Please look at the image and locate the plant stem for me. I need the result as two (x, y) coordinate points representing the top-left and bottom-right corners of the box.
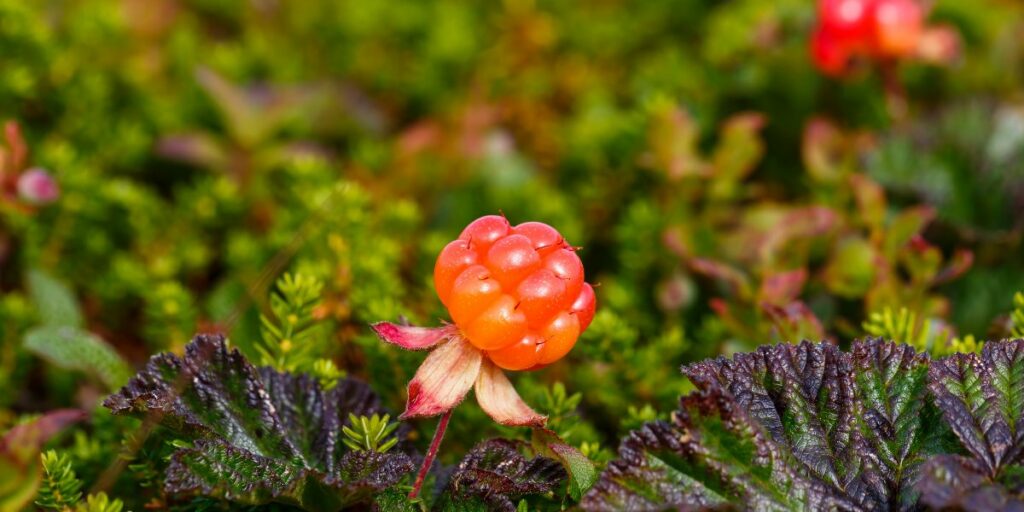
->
(408, 409), (452, 499)
(880, 61), (908, 126)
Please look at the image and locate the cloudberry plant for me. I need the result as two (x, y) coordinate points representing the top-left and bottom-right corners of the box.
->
(434, 215), (596, 370)
(373, 214), (597, 499)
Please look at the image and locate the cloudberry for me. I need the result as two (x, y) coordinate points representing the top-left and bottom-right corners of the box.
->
(434, 215), (596, 370)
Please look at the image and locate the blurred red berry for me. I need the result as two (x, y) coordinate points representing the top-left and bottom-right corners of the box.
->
(811, 27), (851, 76)
(872, 0), (924, 58)
(818, 0), (875, 50)
(434, 215), (596, 370)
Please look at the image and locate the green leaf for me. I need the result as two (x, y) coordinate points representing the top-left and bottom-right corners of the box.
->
(27, 269), (83, 328)
(1012, 292), (1024, 338)
(104, 334), (414, 509)
(882, 206), (935, 259)
(548, 442), (595, 501)
(75, 492), (124, 512)
(710, 113), (765, 184)
(373, 488), (418, 512)
(822, 236), (876, 298)
(24, 326), (132, 391)
(530, 428), (596, 501)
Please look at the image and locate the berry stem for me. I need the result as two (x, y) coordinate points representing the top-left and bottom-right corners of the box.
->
(880, 60), (908, 125)
(408, 409), (453, 499)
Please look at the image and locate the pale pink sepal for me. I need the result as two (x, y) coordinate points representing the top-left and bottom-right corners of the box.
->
(371, 322), (457, 350)
(401, 337), (482, 419)
(475, 359), (547, 427)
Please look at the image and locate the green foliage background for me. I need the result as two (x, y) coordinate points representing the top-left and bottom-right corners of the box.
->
(0, 0), (1022, 509)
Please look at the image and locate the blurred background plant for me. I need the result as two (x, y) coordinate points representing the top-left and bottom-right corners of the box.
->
(0, 0), (1022, 509)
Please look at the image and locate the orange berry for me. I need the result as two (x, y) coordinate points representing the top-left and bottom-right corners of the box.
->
(459, 215), (509, 253)
(537, 311), (580, 365)
(571, 282), (596, 331)
(434, 240), (478, 306)
(542, 248), (584, 301)
(516, 269), (569, 328)
(512, 221), (567, 255)
(448, 265), (502, 326)
(486, 234), (541, 290)
(464, 295), (527, 351)
(488, 333), (543, 371)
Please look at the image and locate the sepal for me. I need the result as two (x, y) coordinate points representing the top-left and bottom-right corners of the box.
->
(371, 322), (456, 351)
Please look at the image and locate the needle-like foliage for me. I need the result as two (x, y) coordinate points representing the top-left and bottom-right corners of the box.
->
(36, 451), (82, 510)
(257, 273), (330, 373)
(36, 450), (124, 512)
(341, 413), (400, 453)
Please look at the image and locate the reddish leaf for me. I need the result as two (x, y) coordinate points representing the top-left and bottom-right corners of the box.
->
(762, 301), (825, 342)
(850, 173), (886, 229)
(156, 133), (228, 169)
(759, 268), (808, 306)
(0, 409), (85, 511)
(760, 206), (839, 261)
(689, 258), (751, 299)
(802, 117), (846, 183)
(0, 409), (86, 464)
(932, 249), (974, 285)
(883, 206), (936, 259)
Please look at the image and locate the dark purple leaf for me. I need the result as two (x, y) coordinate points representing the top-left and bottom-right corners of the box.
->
(435, 439), (566, 512)
(584, 338), (949, 511)
(917, 455), (1024, 511)
(104, 334), (414, 509)
(919, 339), (1024, 511)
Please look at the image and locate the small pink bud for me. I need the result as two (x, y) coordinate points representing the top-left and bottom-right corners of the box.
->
(17, 168), (59, 205)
